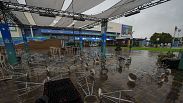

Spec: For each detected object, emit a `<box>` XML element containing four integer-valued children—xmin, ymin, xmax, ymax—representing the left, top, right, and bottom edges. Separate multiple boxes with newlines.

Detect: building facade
<box><xmin>0</xmin><ymin>22</ymin><xmax>133</xmax><ymax>46</ymax></box>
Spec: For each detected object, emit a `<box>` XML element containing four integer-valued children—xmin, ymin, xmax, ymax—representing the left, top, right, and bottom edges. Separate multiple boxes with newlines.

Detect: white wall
<box><xmin>0</xmin><ymin>26</ymin><xmax>22</xmax><ymax>38</ymax></box>
<box><xmin>88</xmin><ymin>22</ymin><xmax>121</xmax><ymax>33</ymax></box>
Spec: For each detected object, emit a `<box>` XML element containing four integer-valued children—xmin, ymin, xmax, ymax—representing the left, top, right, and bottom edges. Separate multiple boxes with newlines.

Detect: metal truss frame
<box><xmin>81</xmin><ymin>0</ymin><xmax>171</xmax><ymax>29</ymax></box>
<box><xmin>0</xmin><ymin>1</ymin><xmax>22</xmax><ymax>25</ymax></box>
<box><xmin>0</xmin><ymin>1</ymin><xmax>100</xmax><ymax>22</ymax></box>
<box><xmin>0</xmin><ymin>0</ymin><xmax>171</xmax><ymax>29</ymax></box>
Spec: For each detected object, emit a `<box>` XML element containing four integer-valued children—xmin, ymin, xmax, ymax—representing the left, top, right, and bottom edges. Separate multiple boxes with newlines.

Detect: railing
<box><xmin>49</xmin><ymin>46</ymin><xmax>80</xmax><ymax>59</ymax></box>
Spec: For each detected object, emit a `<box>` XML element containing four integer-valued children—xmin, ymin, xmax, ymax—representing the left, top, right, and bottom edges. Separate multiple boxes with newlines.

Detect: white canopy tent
<box><xmin>2</xmin><ymin>0</ymin><xmax>168</xmax><ymax>29</ymax></box>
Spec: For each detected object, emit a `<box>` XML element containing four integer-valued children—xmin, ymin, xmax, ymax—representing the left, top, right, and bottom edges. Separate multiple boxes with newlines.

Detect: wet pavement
<box><xmin>0</xmin><ymin>47</ymin><xmax>183</xmax><ymax>103</ymax></box>
<box><xmin>94</xmin><ymin>47</ymin><xmax>183</xmax><ymax>103</ymax></box>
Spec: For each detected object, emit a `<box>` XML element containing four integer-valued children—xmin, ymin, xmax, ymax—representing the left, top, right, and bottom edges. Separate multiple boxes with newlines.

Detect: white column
<box><xmin>30</xmin><ymin>26</ymin><xmax>34</xmax><ymax>37</ymax></box>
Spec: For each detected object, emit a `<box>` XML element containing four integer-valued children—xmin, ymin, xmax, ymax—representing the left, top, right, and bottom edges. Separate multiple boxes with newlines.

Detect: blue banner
<box><xmin>40</xmin><ymin>29</ymin><xmax>116</xmax><ymax>37</ymax></box>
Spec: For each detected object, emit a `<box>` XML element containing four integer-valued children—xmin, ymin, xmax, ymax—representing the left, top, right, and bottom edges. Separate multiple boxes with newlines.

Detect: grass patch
<box><xmin>130</xmin><ymin>47</ymin><xmax>183</xmax><ymax>52</ymax></box>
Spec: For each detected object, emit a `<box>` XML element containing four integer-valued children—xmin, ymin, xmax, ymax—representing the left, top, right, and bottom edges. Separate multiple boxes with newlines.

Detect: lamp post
<box><xmin>172</xmin><ymin>25</ymin><xmax>182</xmax><ymax>48</ymax></box>
<box><xmin>172</xmin><ymin>26</ymin><xmax>178</xmax><ymax>48</ymax></box>
<box><xmin>156</xmin><ymin>38</ymin><xmax>160</xmax><ymax>48</ymax></box>
<box><xmin>177</xmin><ymin>29</ymin><xmax>181</xmax><ymax>47</ymax></box>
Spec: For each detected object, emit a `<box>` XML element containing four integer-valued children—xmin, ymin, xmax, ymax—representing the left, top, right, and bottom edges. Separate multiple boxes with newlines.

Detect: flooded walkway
<box><xmin>0</xmin><ymin>47</ymin><xmax>183</xmax><ymax>103</ymax></box>
<box><xmin>97</xmin><ymin>48</ymin><xmax>183</xmax><ymax>103</ymax></box>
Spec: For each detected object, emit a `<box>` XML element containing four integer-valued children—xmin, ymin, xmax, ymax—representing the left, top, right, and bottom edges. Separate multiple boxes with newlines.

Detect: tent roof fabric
<box><xmin>4</xmin><ymin>0</ymin><xmax>154</xmax><ymax>28</ymax></box>
<box><xmin>26</xmin><ymin>0</ymin><xmax>65</xmax><ymax>26</ymax></box>
<box><xmin>12</xmin><ymin>11</ymin><xmax>30</xmax><ymax>25</ymax></box>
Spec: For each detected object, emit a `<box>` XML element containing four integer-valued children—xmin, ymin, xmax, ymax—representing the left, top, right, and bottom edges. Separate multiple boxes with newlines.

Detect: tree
<box><xmin>150</xmin><ymin>32</ymin><xmax>173</xmax><ymax>44</ymax></box>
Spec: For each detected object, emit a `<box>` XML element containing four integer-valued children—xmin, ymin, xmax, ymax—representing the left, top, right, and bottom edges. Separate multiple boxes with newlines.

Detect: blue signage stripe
<box><xmin>40</xmin><ymin>29</ymin><xmax>116</xmax><ymax>36</ymax></box>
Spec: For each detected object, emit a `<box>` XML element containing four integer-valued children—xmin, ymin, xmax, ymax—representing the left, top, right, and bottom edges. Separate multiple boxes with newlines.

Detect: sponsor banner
<box><xmin>121</xmin><ymin>24</ymin><xmax>133</xmax><ymax>35</ymax></box>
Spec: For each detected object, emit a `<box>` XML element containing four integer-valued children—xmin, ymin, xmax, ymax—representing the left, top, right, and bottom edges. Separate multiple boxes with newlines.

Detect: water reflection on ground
<box><xmin>88</xmin><ymin>47</ymin><xmax>183</xmax><ymax>103</ymax></box>
<box><xmin>0</xmin><ymin>47</ymin><xmax>183</xmax><ymax>103</ymax></box>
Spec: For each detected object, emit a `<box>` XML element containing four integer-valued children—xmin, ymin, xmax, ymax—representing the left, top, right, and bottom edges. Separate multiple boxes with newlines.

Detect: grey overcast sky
<box><xmin>112</xmin><ymin>0</ymin><xmax>183</xmax><ymax>39</ymax></box>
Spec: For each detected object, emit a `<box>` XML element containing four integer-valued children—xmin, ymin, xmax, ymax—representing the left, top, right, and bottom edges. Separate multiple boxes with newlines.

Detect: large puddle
<box><xmin>81</xmin><ymin>47</ymin><xmax>183</xmax><ymax>103</ymax></box>
<box><xmin>0</xmin><ymin>47</ymin><xmax>183</xmax><ymax>103</ymax></box>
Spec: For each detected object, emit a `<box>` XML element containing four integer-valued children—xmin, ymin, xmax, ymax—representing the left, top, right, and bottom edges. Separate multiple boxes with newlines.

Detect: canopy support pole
<box><xmin>101</xmin><ymin>19</ymin><xmax>108</xmax><ymax>59</ymax></box>
<box><xmin>79</xmin><ymin>29</ymin><xmax>83</xmax><ymax>50</ymax></box>
<box><xmin>30</xmin><ymin>26</ymin><xmax>34</xmax><ymax>38</ymax></box>
<box><xmin>21</xmin><ymin>28</ymin><xmax>29</xmax><ymax>53</ymax></box>
<box><xmin>0</xmin><ymin>23</ymin><xmax>17</xmax><ymax>65</ymax></box>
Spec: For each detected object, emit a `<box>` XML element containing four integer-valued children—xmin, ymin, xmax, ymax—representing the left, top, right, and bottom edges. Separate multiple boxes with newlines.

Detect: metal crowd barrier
<box><xmin>50</xmin><ymin>46</ymin><xmax>80</xmax><ymax>58</ymax></box>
